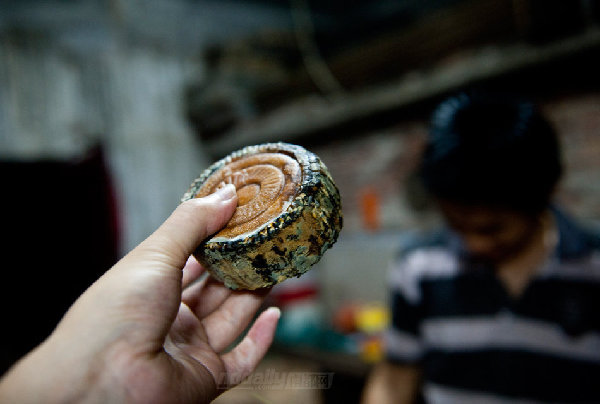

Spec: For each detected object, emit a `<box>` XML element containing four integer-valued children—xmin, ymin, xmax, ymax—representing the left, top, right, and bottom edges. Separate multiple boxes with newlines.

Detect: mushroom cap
<box><xmin>182</xmin><ymin>142</ymin><xmax>343</xmax><ymax>290</ymax></box>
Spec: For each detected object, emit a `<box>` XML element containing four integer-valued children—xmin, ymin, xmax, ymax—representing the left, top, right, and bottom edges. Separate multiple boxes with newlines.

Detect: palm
<box><xmin>115</xmin><ymin>258</ymin><xmax>274</xmax><ymax>404</ymax></box>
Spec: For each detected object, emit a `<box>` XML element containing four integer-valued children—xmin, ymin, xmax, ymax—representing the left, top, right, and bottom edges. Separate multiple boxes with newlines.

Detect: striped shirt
<box><xmin>385</xmin><ymin>209</ymin><xmax>600</xmax><ymax>403</ymax></box>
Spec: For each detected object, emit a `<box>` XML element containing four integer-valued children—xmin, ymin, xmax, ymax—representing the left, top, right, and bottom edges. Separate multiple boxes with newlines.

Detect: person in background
<box><xmin>0</xmin><ymin>184</ymin><xmax>280</xmax><ymax>404</ymax></box>
<box><xmin>362</xmin><ymin>91</ymin><xmax>600</xmax><ymax>403</ymax></box>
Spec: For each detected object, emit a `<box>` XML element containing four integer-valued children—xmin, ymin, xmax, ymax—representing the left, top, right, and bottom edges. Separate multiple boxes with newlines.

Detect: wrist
<box><xmin>0</xmin><ymin>337</ymin><xmax>120</xmax><ymax>404</ymax></box>
<box><xmin>0</xmin><ymin>344</ymin><xmax>54</xmax><ymax>404</ymax></box>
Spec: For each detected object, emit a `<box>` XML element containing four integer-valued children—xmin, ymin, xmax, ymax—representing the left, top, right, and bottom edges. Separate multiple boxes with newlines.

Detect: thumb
<box><xmin>129</xmin><ymin>184</ymin><xmax>238</xmax><ymax>270</ymax></box>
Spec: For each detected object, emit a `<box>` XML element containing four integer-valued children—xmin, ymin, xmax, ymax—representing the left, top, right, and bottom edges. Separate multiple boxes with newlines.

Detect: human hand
<box><xmin>0</xmin><ymin>184</ymin><xmax>280</xmax><ymax>403</ymax></box>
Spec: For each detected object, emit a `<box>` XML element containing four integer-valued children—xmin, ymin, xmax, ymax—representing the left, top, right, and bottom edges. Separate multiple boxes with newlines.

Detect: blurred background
<box><xmin>1</xmin><ymin>0</ymin><xmax>599</xmax><ymax>402</ymax></box>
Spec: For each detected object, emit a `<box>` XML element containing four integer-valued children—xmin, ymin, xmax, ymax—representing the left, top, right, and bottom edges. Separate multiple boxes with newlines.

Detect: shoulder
<box><xmin>554</xmin><ymin>207</ymin><xmax>600</xmax><ymax>259</ymax></box>
<box><xmin>545</xmin><ymin>207</ymin><xmax>600</xmax><ymax>281</ymax></box>
<box><xmin>388</xmin><ymin>230</ymin><xmax>461</xmax><ymax>302</ymax></box>
<box><xmin>392</xmin><ymin>230</ymin><xmax>460</xmax><ymax>277</ymax></box>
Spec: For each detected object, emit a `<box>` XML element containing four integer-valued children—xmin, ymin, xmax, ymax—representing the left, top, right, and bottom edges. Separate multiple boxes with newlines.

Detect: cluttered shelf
<box><xmin>266</xmin><ymin>279</ymin><xmax>389</xmax><ymax>377</ymax></box>
<box><xmin>204</xmin><ymin>28</ymin><xmax>600</xmax><ymax>157</ymax></box>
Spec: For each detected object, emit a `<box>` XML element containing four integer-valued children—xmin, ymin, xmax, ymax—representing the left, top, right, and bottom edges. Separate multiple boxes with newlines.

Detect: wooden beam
<box><xmin>206</xmin><ymin>28</ymin><xmax>600</xmax><ymax>157</ymax></box>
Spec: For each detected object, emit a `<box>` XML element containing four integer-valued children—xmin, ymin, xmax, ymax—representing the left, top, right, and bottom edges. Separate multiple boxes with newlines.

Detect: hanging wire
<box><xmin>290</xmin><ymin>0</ymin><xmax>345</xmax><ymax>98</ymax></box>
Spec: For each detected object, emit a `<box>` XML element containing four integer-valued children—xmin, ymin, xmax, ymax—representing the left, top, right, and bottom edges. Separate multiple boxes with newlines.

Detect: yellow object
<box><xmin>355</xmin><ymin>304</ymin><xmax>390</xmax><ymax>334</ymax></box>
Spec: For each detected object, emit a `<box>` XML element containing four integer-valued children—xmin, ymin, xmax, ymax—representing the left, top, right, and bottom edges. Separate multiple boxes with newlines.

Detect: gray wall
<box><xmin>0</xmin><ymin>0</ymin><xmax>292</xmax><ymax>253</ymax></box>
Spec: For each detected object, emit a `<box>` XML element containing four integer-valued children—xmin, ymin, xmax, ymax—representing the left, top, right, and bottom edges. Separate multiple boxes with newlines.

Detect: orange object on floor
<box><xmin>359</xmin><ymin>187</ymin><xmax>380</xmax><ymax>232</ymax></box>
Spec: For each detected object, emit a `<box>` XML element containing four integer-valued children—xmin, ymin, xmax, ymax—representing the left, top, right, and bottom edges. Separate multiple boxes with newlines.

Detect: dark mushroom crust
<box><xmin>182</xmin><ymin>142</ymin><xmax>343</xmax><ymax>290</ymax></box>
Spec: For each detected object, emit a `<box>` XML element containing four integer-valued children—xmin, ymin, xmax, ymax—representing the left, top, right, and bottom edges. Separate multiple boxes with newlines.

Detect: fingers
<box><xmin>182</xmin><ymin>277</ymin><xmax>232</xmax><ymax>319</ymax></box>
<box><xmin>100</xmin><ymin>186</ymin><xmax>237</xmax><ymax>352</ymax></box>
<box><xmin>182</xmin><ymin>256</ymin><xmax>206</xmax><ymax>289</ymax></box>
<box><xmin>221</xmin><ymin>307</ymin><xmax>280</xmax><ymax>384</ymax></box>
<box><xmin>168</xmin><ymin>302</ymin><xmax>209</xmax><ymax>346</ymax></box>
<box><xmin>202</xmin><ymin>289</ymin><xmax>271</xmax><ymax>353</ymax></box>
<box><xmin>182</xmin><ymin>280</ymin><xmax>272</xmax><ymax>353</ymax></box>
<box><xmin>126</xmin><ymin>184</ymin><xmax>238</xmax><ymax>272</ymax></box>
<box><xmin>166</xmin><ymin>305</ymin><xmax>280</xmax><ymax>394</ymax></box>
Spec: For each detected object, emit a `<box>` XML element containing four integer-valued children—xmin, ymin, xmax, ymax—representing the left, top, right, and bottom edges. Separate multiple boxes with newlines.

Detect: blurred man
<box><xmin>362</xmin><ymin>92</ymin><xmax>600</xmax><ymax>403</ymax></box>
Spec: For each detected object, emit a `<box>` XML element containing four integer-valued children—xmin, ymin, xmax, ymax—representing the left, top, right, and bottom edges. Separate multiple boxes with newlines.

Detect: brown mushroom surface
<box><xmin>182</xmin><ymin>143</ymin><xmax>342</xmax><ymax>290</ymax></box>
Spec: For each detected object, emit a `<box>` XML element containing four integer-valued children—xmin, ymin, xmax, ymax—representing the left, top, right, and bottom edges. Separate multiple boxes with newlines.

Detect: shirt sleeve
<box><xmin>384</xmin><ymin>253</ymin><xmax>425</xmax><ymax>364</ymax></box>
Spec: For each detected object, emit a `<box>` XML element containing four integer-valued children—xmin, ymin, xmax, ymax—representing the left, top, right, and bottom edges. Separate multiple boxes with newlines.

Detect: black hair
<box><xmin>419</xmin><ymin>91</ymin><xmax>562</xmax><ymax>213</ymax></box>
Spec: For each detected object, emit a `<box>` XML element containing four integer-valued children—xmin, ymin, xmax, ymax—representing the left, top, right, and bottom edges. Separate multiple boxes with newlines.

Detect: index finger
<box><xmin>182</xmin><ymin>255</ymin><xmax>207</xmax><ymax>289</ymax></box>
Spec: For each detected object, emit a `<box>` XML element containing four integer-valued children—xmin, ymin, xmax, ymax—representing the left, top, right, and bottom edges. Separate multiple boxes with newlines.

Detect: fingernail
<box><xmin>214</xmin><ymin>184</ymin><xmax>237</xmax><ymax>201</ymax></box>
<box><xmin>266</xmin><ymin>306</ymin><xmax>281</xmax><ymax>319</ymax></box>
